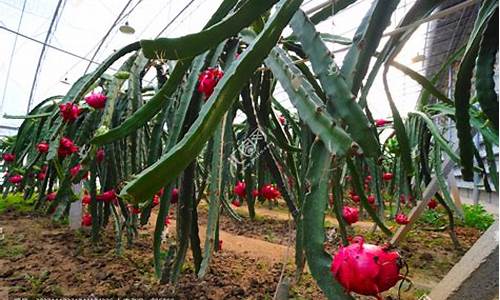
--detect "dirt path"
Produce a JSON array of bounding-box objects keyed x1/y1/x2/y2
[{"x1": 146, "y1": 213, "x2": 295, "y2": 264}]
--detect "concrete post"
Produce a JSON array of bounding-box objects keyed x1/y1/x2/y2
[{"x1": 427, "y1": 220, "x2": 499, "y2": 300}]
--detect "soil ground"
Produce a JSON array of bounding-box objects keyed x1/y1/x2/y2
[{"x1": 0, "y1": 202, "x2": 481, "y2": 299}]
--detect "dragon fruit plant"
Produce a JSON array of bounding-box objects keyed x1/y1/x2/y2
[{"x1": 0, "y1": 0, "x2": 497, "y2": 298}]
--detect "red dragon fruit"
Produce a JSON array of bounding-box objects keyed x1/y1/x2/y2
[
  {"x1": 130, "y1": 205, "x2": 141, "y2": 215},
  {"x1": 59, "y1": 103, "x2": 81, "y2": 122},
  {"x1": 395, "y1": 213, "x2": 409, "y2": 225},
  {"x1": 260, "y1": 184, "x2": 281, "y2": 200},
  {"x1": 96, "y1": 189, "x2": 116, "y2": 203},
  {"x1": 96, "y1": 148, "x2": 105, "y2": 162},
  {"x1": 233, "y1": 181, "x2": 246, "y2": 198},
  {"x1": 252, "y1": 189, "x2": 259, "y2": 198},
  {"x1": 152, "y1": 195, "x2": 160, "y2": 207},
  {"x1": 198, "y1": 67, "x2": 224, "y2": 98},
  {"x1": 8, "y1": 174, "x2": 23, "y2": 184},
  {"x1": 70, "y1": 163, "x2": 81, "y2": 177},
  {"x1": 382, "y1": 172, "x2": 393, "y2": 181},
  {"x1": 350, "y1": 193, "x2": 360, "y2": 203},
  {"x1": 367, "y1": 194, "x2": 376, "y2": 205},
  {"x1": 46, "y1": 192, "x2": 57, "y2": 202},
  {"x1": 365, "y1": 175, "x2": 373, "y2": 183},
  {"x1": 81, "y1": 214, "x2": 92, "y2": 227},
  {"x1": 342, "y1": 206, "x2": 359, "y2": 225},
  {"x1": 427, "y1": 199, "x2": 438, "y2": 209},
  {"x1": 84, "y1": 92, "x2": 107, "y2": 109},
  {"x1": 331, "y1": 236, "x2": 403, "y2": 299},
  {"x1": 36, "y1": 142, "x2": 49, "y2": 153},
  {"x1": 374, "y1": 119, "x2": 391, "y2": 127},
  {"x1": 2, "y1": 153, "x2": 15, "y2": 162},
  {"x1": 58, "y1": 137, "x2": 79, "y2": 158},
  {"x1": 231, "y1": 199, "x2": 241, "y2": 207},
  {"x1": 82, "y1": 193, "x2": 91, "y2": 205},
  {"x1": 171, "y1": 188, "x2": 179, "y2": 204},
  {"x1": 37, "y1": 172, "x2": 46, "y2": 181}
]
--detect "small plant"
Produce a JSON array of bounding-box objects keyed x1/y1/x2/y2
[{"x1": 460, "y1": 204, "x2": 495, "y2": 231}]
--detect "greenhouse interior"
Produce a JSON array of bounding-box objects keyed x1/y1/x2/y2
[{"x1": 0, "y1": 0, "x2": 498, "y2": 299}]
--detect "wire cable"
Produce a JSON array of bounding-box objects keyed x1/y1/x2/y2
[
  {"x1": 26, "y1": 0, "x2": 66, "y2": 113},
  {"x1": 0, "y1": 0, "x2": 27, "y2": 115}
]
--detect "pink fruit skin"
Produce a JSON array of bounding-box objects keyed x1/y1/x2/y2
[{"x1": 331, "y1": 237, "x2": 402, "y2": 299}]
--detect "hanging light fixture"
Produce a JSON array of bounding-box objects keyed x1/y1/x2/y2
[{"x1": 119, "y1": 21, "x2": 135, "y2": 34}]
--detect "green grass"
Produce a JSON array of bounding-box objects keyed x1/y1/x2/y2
[
  {"x1": 0, "y1": 193, "x2": 35, "y2": 214},
  {"x1": 0, "y1": 235, "x2": 26, "y2": 259},
  {"x1": 459, "y1": 204, "x2": 495, "y2": 231}
]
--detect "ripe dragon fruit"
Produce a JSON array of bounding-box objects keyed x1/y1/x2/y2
[
  {"x1": 233, "y1": 181, "x2": 246, "y2": 198},
  {"x1": 8, "y1": 174, "x2": 23, "y2": 184},
  {"x1": 198, "y1": 67, "x2": 224, "y2": 98},
  {"x1": 82, "y1": 193, "x2": 91, "y2": 205},
  {"x1": 36, "y1": 142, "x2": 49, "y2": 153},
  {"x1": 382, "y1": 172, "x2": 394, "y2": 181},
  {"x1": 231, "y1": 199, "x2": 241, "y2": 207},
  {"x1": 260, "y1": 184, "x2": 281, "y2": 200},
  {"x1": 70, "y1": 164, "x2": 81, "y2": 177},
  {"x1": 395, "y1": 213, "x2": 410, "y2": 225},
  {"x1": 427, "y1": 198, "x2": 438, "y2": 209},
  {"x1": 81, "y1": 214, "x2": 92, "y2": 227},
  {"x1": 46, "y1": 192, "x2": 57, "y2": 202},
  {"x1": 96, "y1": 148, "x2": 105, "y2": 162},
  {"x1": 367, "y1": 194, "x2": 376, "y2": 205},
  {"x1": 58, "y1": 137, "x2": 79, "y2": 158},
  {"x1": 171, "y1": 188, "x2": 179, "y2": 204},
  {"x1": 84, "y1": 92, "x2": 107, "y2": 109},
  {"x1": 342, "y1": 206, "x2": 359, "y2": 225},
  {"x1": 350, "y1": 193, "x2": 360, "y2": 203},
  {"x1": 331, "y1": 236, "x2": 403, "y2": 299},
  {"x1": 152, "y1": 194, "x2": 160, "y2": 207},
  {"x1": 2, "y1": 153, "x2": 15, "y2": 162},
  {"x1": 374, "y1": 119, "x2": 391, "y2": 127},
  {"x1": 59, "y1": 103, "x2": 81, "y2": 122},
  {"x1": 130, "y1": 205, "x2": 141, "y2": 215},
  {"x1": 37, "y1": 172, "x2": 46, "y2": 181},
  {"x1": 96, "y1": 189, "x2": 117, "y2": 203}
]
